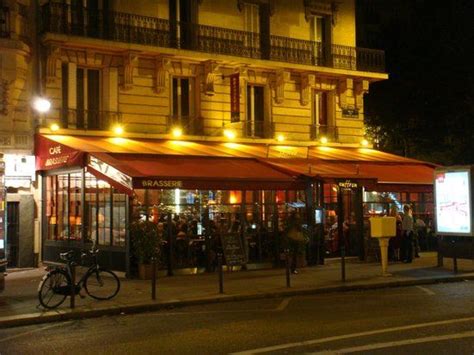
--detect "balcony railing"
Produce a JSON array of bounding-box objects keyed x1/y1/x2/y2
[
  {"x1": 41, "y1": 2, "x2": 385, "y2": 73},
  {"x1": 243, "y1": 121, "x2": 273, "y2": 139},
  {"x1": 61, "y1": 109, "x2": 121, "y2": 131},
  {"x1": 310, "y1": 124, "x2": 338, "y2": 141},
  {"x1": 167, "y1": 116, "x2": 204, "y2": 136},
  {"x1": 0, "y1": 6, "x2": 9, "y2": 38}
]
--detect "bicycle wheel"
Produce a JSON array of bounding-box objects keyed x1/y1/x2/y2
[
  {"x1": 84, "y1": 269, "x2": 120, "y2": 300},
  {"x1": 38, "y1": 269, "x2": 70, "y2": 309}
]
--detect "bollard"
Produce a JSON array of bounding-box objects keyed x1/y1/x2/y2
[
  {"x1": 452, "y1": 239, "x2": 458, "y2": 274},
  {"x1": 285, "y1": 249, "x2": 291, "y2": 288},
  {"x1": 341, "y1": 246, "x2": 346, "y2": 282},
  {"x1": 151, "y1": 256, "x2": 157, "y2": 300},
  {"x1": 217, "y1": 253, "x2": 224, "y2": 294},
  {"x1": 70, "y1": 263, "x2": 76, "y2": 309}
]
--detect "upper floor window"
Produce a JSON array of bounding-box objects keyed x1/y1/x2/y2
[
  {"x1": 246, "y1": 85, "x2": 267, "y2": 138},
  {"x1": 62, "y1": 64, "x2": 103, "y2": 130},
  {"x1": 169, "y1": 0, "x2": 199, "y2": 49},
  {"x1": 307, "y1": 12, "x2": 332, "y2": 65},
  {"x1": 243, "y1": 3, "x2": 259, "y2": 33},
  {"x1": 240, "y1": 1, "x2": 270, "y2": 59},
  {"x1": 311, "y1": 90, "x2": 335, "y2": 140},
  {"x1": 171, "y1": 77, "x2": 199, "y2": 134}
]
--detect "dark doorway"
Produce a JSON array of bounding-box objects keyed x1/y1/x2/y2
[{"x1": 6, "y1": 202, "x2": 19, "y2": 267}]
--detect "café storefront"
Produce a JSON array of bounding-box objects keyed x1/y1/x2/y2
[{"x1": 36, "y1": 134, "x2": 436, "y2": 275}]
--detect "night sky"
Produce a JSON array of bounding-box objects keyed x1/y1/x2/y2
[{"x1": 357, "y1": 0, "x2": 474, "y2": 165}]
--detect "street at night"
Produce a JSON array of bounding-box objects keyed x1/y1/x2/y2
[{"x1": 1, "y1": 281, "x2": 474, "y2": 354}]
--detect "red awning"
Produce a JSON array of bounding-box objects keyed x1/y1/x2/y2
[
  {"x1": 91, "y1": 153, "x2": 304, "y2": 190},
  {"x1": 36, "y1": 134, "x2": 436, "y2": 193},
  {"x1": 266, "y1": 159, "x2": 434, "y2": 192}
]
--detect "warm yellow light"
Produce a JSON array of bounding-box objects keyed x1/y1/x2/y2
[
  {"x1": 33, "y1": 97, "x2": 51, "y2": 113},
  {"x1": 229, "y1": 196, "x2": 237, "y2": 204},
  {"x1": 50, "y1": 123, "x2": 60, "y2": 132},
  {"x1": 320, "y1": 136, "x2": 328, "y2": 144},
  {"x1": 113, "y1": 125, "x2": 124, "y2": 135},
  {"x1": 276, "y1": 134, "x2": 285, "y2": 142},
  {"x1": 224, "y1": 129, "x2": 236, "y2": 140},
  {"x1": 172, "y1": 127, "x2": 183, "y2": 138},
  {"x1": 361, "y1": 139, "x2": 369, "y2": 147}
]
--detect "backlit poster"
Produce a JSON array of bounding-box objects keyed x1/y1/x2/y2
[{"x1": 435, "y1": 168, "x2": 472, "y2": 235}]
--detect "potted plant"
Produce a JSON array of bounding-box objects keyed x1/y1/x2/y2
[{"x1": 131, "y1": 219, "x2": 161, "y2": 279}]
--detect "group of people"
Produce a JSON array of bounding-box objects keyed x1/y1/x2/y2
[{"x1": 389, "y1": 204, "x2": 423, "y2": 263}]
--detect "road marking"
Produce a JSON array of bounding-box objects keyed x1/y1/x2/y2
[
  {"x1": 275, "y1": 298, "x2": 291, "y2": 312},
  {"x1": 0, "y1": 321, "x2": 73, "y2": 343},
  {"x1": 309, "y1": 330, "x2": 474, "y2": 354},
  {"x1": 230, "y1": 316, "x2": 474, "y2": 354},
  {"x1": 416, "y1": 285, "x2": 435, "y2": 295}
]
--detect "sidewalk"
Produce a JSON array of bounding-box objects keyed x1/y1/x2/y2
[{"x1": 1, "y1": 252, "x2": 473, "y2": 328}]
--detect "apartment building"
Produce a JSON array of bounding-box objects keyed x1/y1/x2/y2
[
  {"x1": 0, "y1": 0, "x2": 37, "y2": 268},
  {"x1": 2, "y1": 0, "x2": 435, "y2": 274}
]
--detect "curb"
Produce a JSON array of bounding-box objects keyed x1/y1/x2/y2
[{"x1": 1, "y1": 274, "x2": 473, "y2": 329}]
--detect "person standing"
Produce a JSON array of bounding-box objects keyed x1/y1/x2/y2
[{"x1": 401, "y1": 204, "x2": 414, "y2": 263}]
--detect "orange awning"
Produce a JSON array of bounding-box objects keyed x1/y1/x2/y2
[
  {"x1": 36, "y1": 134, "x2": 436, "y2": 192},
  {"x1": 266, "y1": 158, "x2": 434, "y2": 191},
  {"x1": 89, "y1": 153, "x2": 304, "y2": 190}
]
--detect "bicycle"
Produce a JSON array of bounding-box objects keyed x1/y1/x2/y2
[{"x1": 38, "y1": 247, "x2": 121, "y2": 309}]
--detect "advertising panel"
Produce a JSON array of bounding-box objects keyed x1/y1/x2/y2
[{"x1": 434, "y1": 167, "x2": 473, "y2": 236}]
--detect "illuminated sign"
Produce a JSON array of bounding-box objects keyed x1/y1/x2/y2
[
  {"x1": 88, "y1": 156, "x2": 133, "y2": 190},
  {"x1": 141, "y1": 180, "x2": 183, "y2": 188},
  {"x1": 4, "y1": 154, "x2": 36, "y2": 187},
  {"x1": 435, "y1": 168, "x2": 473, "y2": 236},
  {"x1": 337, "y1": 180, "x2": 358, "y2": 190}
]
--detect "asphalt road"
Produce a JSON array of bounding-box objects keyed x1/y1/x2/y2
[{"x1": 1, "y1": 281, "x2": 474, "y2": 354}]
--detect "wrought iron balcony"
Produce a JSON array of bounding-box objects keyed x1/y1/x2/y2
[
  {"x1": 310, "y1": 124, "x2": 338, "y2": 141},
  {"x1": 243, "y1": 121, "x2": 274, "y2": 139},
  {"x1": 167, "y1": 116, "x2": 204, "y2": 136},
  {"x1": 60, "y1": 109, "x2": 121, "y2": 131},
  {"x1": 0, "y1": 6, "x2": 9, "y2": 38},
  {"x1": 41, "y1": 2, "x2": 385, "y2": 73}
]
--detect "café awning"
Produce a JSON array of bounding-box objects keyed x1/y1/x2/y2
[
  {"x1": 91, "y1": 153, "x2": 304, "y2": 190},
  {"x1": 266, "y1": 158, "x2": 435, "y2": 192},
  {"x1": 36, "y1": 134, "x2": 436, "y2": 193},
  {"x1": 35, "y1": 135, "x2": 304, "y2": 192}
]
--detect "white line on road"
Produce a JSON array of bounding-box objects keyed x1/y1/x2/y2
[
  {"x1": 309, "y1": 330, "x2": 474, "y2": 354},
  {"x1": 274, "y1": 298, "x2": 291, "y2": 312},
  {"x1": 416, "y1": 285, "x2": 436, "y2": 295},
  {"x1": 230, "y1": 316, "x2": 474, "y2": 355},
  {"x1": 0, "y1": 321, "x2": 73, "y2": 343}
]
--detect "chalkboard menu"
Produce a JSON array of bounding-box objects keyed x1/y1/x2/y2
[{"x1": 220, "y1": 233, "x2": 246, "y2": 266}]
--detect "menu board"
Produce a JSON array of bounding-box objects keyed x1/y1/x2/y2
[
  {"x1": 220, "y1": 233, "x2": 246, "y2": 266},
  {"x1": 435, "y1": 167, "x2": 473, "y2": 236}
]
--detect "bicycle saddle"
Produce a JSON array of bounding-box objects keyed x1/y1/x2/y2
[{"x1": 59, "y1": 250, "x2": 75, "y2": 261}]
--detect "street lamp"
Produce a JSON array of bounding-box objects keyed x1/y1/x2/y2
[{"x1": 32, "y1": 97, "x2": 51, "y2": 113}]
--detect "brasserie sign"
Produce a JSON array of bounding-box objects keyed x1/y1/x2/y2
[{"x1": 140, "y1": 180, "x2": 183, "y2": 188}]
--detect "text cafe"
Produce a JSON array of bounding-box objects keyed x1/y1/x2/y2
[{"x1": 35, "y1": 134, "x2": 436, "y2": 276}]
